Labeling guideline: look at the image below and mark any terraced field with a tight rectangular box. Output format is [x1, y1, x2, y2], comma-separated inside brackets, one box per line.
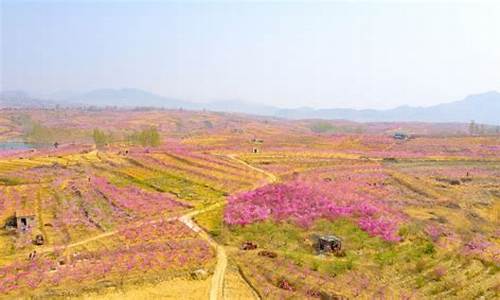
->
[0, 108, 498, 299]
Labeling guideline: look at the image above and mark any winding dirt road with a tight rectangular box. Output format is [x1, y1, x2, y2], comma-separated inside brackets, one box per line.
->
[181, 154, 275, 300]
[179, 202, 227, 300]
[226, 154, 277, 184]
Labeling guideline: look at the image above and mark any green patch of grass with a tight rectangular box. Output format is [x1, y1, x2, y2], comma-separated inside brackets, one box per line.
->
[145, 174, 226, 206]
[0, 176, 22, 186]
[415, 275, 426, 288]
[103, 168, 226, 207]
[224, 216, 473, 293]
[319, 258, 354, 276]
[225, 220, 306, 252]
[400, 238, 436, 264]
[194, 204, 225, 237]
[312, 218, 389, 250]
[375, 248, 398, 266]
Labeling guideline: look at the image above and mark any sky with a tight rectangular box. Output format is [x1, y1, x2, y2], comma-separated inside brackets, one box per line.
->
[1, 1, 500, 109]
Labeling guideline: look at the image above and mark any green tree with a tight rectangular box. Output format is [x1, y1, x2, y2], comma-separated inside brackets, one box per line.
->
[148, 126, 160, 146]
[479, 124, 485, 135]
[310, 121, 337, 134]
[127, 126, 161, 147]
[92, 128, 112, 148]
[469, 120, 476, 135]
[26, 122, 54, 144]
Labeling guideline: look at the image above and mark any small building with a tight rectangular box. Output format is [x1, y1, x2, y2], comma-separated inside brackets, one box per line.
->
[393, 132, 409, 140]
[252, 147, 260, 154]
[317, 235, 342, 254]
[16, 209, 36, 233]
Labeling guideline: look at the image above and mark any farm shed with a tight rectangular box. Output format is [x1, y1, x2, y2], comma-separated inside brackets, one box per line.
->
[317, 235, 342, 254]
[15, 209, 37, 233]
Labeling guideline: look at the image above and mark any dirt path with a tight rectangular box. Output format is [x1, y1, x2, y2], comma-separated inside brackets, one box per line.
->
[181, 202, 261, 300]
[179, 204, 227, 300]
[38, 215, 179, 255]
[227, 154, 277, 184]
[180, 154, 273, 300]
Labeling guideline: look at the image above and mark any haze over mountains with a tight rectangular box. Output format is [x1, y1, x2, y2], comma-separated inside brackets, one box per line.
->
[1, 89, 499, 125]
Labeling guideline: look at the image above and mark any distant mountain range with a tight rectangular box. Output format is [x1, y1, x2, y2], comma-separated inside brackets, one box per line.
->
[275, 91, 500, 125]
[1, 88, 499, 125]
[0, 91, 58, 108]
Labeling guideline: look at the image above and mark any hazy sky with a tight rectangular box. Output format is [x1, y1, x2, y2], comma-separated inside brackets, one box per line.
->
[2, 1, 500, 109]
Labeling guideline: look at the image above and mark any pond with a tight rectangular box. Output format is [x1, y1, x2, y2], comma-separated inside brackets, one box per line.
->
[0, 141, 36, 151]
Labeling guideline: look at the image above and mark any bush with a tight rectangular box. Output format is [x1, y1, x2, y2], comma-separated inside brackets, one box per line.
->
[24, 122, 57, 144]
[92, 128, 113, 148]
[414, 259, 427, 273]
[320, 259, 354, 276]
[415, 275, 426, 288]
[431, 266, 447, 281]
[310, 122, 337, 134]
[127, 127, 161, 147]
[375, 249, 397, 266]
[423, 242, 436, 255]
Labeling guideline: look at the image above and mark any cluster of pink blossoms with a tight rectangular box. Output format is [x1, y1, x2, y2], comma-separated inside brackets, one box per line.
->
[92, 177, 191, 215]
[224, 181, 402, 242]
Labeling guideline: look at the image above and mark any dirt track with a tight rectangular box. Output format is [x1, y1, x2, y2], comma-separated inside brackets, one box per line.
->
[179, 206, 227, 300]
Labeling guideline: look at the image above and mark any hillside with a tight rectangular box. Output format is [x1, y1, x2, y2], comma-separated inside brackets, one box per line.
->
[1, 89, 499, 125]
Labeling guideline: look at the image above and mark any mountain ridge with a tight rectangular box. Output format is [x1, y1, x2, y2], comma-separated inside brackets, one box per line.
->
[1, 89, 498, 125]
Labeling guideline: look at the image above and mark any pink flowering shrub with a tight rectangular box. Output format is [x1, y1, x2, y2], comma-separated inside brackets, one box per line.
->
[91, 177, 191, 216]
[358, 217, 401, 242]
[0, 239, 212, 294]
[424, 224, 444, 242]
[118, 219, 196, 243]
[463, 236, 499, 263]
[225, 181, 403, 242]
[464, 237, 492, 254]
[432, 266, 447, 280]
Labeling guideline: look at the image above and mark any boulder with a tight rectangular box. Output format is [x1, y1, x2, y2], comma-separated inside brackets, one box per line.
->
[191, 269, 209, 280]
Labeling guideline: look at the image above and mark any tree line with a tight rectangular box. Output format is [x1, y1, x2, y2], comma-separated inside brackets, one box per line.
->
[92, 126, 161, 148]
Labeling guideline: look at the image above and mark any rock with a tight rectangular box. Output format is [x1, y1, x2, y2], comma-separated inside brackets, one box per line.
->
[443, 202, 460, 209]
[320, 292, 345, 300]
[258, 250, 277, 258]
[191, 269, 209, 280]
[277, 279, 294, 291]
[33, 234, 45, 245]
[240, 241, 258, 250]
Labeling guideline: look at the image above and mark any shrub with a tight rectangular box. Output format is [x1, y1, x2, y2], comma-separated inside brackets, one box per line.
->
[422, 242, 436, 255]
[320, 259, 353, 276]
[127, 127, 161, 147]
[431, 266, 447, 281]
[92, 128, 113, 148]
[225, 181, 403, 242]
[310, 122, 337, 133]
[375, 249, 397, 266]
